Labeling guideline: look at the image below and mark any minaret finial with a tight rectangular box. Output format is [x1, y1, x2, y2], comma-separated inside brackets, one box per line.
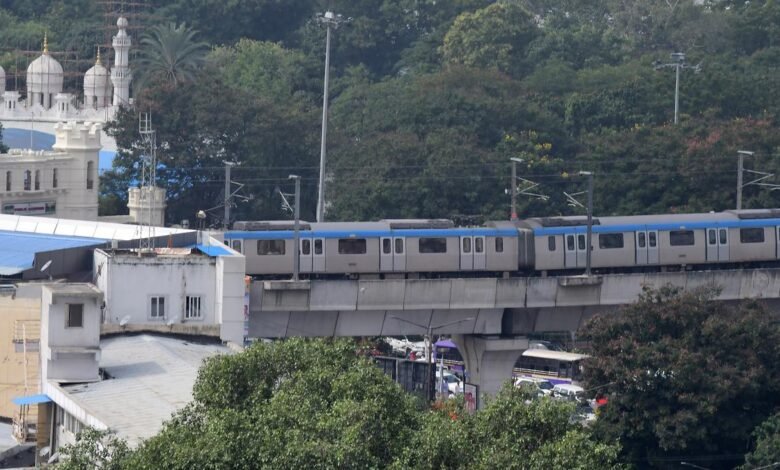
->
[43, 32, 49, 54]
[96, 46, 102, 65]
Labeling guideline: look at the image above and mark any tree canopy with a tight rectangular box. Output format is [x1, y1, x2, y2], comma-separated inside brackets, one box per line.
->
[57, 338, 622, 469]
[581, 286, 780, 468]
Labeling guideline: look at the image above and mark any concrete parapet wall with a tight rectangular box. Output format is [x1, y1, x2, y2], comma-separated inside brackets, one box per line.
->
[249, 268, 780, 338]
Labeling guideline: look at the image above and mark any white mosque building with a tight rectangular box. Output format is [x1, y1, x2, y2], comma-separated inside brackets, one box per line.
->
[0, 16, 133, 153]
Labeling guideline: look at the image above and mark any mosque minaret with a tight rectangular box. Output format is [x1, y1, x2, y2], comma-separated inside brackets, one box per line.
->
[111, 16, 132, 107]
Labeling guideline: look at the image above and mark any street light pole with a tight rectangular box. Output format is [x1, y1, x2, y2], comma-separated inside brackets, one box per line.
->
[289, 175, 301, 281]
[579, 171, 593, 276]
[223, 161, 235, 230]
[511, 159, 518, 221]
[316, 11, 347, 223]
[674, 57, 681, 125]
[390, 316, 474, 401]
[737, 150, 754, 210]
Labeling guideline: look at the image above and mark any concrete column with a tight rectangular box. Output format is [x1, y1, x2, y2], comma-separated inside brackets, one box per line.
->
[453, 335, 528, 407]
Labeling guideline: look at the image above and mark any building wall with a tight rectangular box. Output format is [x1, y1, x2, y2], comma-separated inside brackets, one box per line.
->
[0, 122, 101, 221]
[95, 250, 218, 327]
[0, 293, 41, 419]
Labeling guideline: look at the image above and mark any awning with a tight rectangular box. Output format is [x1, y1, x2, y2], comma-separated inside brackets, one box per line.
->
[12, 394, 51, 406]
[191, 244, 232, 257]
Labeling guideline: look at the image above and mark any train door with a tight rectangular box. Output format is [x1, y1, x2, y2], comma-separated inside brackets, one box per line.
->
[393, 237, 406, 271]
[460, 236, 474, 270]
[576, 233, 587, 267]
[380, 237, 393, 272]
[707, 228, 729, 262]
[473, 236, 486, 270]
[636, 231, 648, 265]
[777, 227, 780, 259]
[647, 230, 659, 264]
[312, 238, 326, 272]
[299, 238, 313, 272]
[565, 234, 577, 268]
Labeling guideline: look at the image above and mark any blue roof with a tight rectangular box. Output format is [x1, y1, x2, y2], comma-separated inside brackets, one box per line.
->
[12, 394, 51, 406]
[0, 230, 106, 276]
[191, 244, 232, 257]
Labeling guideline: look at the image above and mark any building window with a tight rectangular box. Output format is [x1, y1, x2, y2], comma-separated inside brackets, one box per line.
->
[599, 233, 624, 249]
[419, 237, 447, 254]
[67, 304, 84, 328]
[257, 240, 285, 255]
[495, 237, 504, 253]
[52, 168, 58, 188]
[23, 170, 31, 191]
[740, 228, 765, 243]
[86, 161, 94, 190]
[669, 230, 695, 246]
[338, 239, 367, 254]
[5, 171, 10, 191]
[185, 296, 202, 320]
[34, 170, 40, 190]
[150, 296, 165, 319]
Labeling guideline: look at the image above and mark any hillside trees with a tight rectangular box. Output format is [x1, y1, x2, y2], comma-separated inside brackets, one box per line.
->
[581, 286, 780, 468]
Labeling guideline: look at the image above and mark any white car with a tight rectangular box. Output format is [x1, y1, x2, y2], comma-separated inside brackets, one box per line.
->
[514, 377, 554, 396]
[436, 370, 464, 396]
[552, 383, 585, 401]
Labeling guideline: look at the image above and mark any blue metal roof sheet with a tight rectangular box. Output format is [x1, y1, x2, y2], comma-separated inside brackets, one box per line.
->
[12, 393, 51, 406]
[0, 230, 106, 276]
[191, 244, 232, 257]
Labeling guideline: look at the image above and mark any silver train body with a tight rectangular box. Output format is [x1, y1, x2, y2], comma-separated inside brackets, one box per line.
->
[222, 210, 780, 277]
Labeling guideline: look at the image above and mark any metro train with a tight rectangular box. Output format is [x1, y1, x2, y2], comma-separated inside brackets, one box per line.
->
[222, 209, 780, 278]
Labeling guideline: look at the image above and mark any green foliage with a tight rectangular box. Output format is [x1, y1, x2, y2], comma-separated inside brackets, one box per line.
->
[581, 286, 780, 467]
[134, 23, 209, 90]
[441, 3, 539, 78]
[743, 412, 780, 468]
[57, 428, 131, 470]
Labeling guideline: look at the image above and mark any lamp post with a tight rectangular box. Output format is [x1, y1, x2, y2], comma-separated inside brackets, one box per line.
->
[289, 175, 301, 281]
[578, 171, 593, 277]
[736, 150, 754, 210]
[315, 11, 347, 223]
[390, 316, 474, 401]
[510, 158, 523, 221]
[654, 52, 700, 125]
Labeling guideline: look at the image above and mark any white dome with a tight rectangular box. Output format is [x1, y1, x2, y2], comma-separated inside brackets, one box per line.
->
[117, 16, 128, 28]
[84, 61, 112, 98]
[27, 53, 64, 94]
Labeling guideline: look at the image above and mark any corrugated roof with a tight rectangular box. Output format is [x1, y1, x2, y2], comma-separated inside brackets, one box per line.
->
[0, 230, 105, 275]
[191, 244, 232, 257]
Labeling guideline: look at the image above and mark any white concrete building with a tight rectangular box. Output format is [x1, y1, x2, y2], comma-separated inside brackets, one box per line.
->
[40, 283, 102, 384]
[94, 240, 246, 345]
[0, 122, 101, 221]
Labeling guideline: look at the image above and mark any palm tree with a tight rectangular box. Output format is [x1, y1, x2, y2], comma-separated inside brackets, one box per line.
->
[135, 23, 209, 90]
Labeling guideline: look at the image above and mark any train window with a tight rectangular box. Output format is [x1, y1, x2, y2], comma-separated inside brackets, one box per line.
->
[566, 236, 574, 251]
[338, 239, 367, 254]
[314, 239, 323, 255]
[301, 239, 311, 255]
[708, 230, 717, 245]
[599, 233, 624, 249]
[649, 232, 657, 247]
[669, 230, 695, 246]
[548, 236, 556, 251]
[382, 238, 391, 254]
[419, 238, 447, 253]
[231, 240, 243, 253]
[475, 237, 484, 253]
[638, 232, 646, 248]
[719, 229, 727, 244]
[395, 238, 404, 254]
[740, 228, 764, 243]
[257, 239, 286, 255]
[577, 234, 586, 251]
[495, 237, 504, 253]
[462, 237, 472, 253]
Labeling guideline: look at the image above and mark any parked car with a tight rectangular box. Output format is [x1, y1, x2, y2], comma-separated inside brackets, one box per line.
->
[514, 377, 554, 396]
[552, 383, 584, 401]
[436, 370, 464, 396]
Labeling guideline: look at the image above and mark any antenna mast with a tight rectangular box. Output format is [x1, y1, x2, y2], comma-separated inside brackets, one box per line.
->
[139, 112, 156, 252]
